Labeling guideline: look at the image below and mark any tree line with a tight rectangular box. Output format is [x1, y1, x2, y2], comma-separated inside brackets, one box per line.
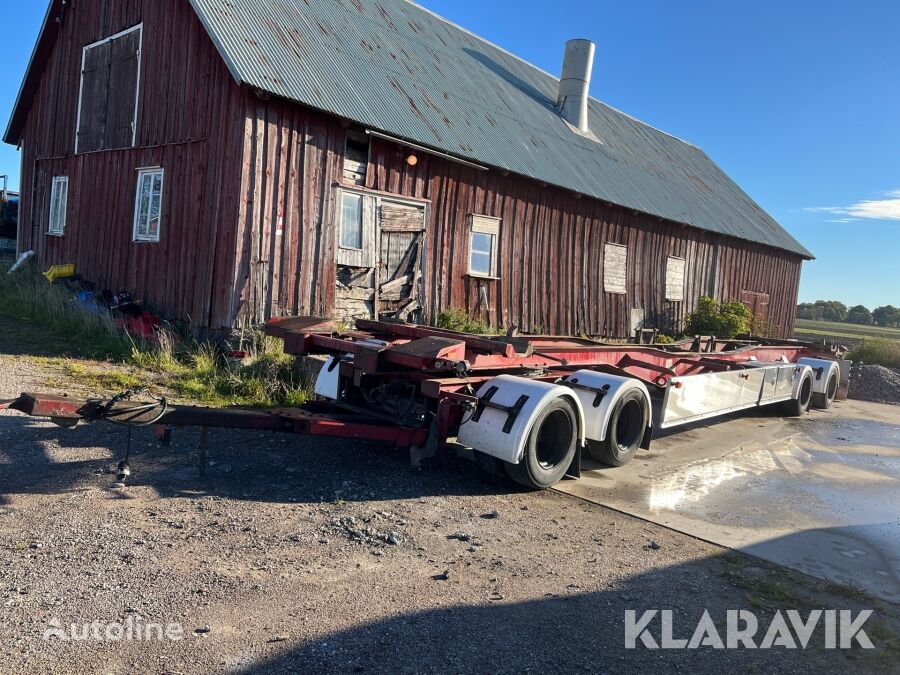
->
[796, 300, 900, 327]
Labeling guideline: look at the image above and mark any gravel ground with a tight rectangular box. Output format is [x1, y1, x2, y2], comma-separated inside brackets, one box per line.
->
[0, 347, 897, 673]
[850, 364, 900, 406]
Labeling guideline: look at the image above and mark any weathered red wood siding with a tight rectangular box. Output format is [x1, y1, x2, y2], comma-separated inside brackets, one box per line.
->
[365, 137, 802, 337]
[235, 104, 801, 337]
[230, 96, 345, 327]
[17, 0, 245, 329]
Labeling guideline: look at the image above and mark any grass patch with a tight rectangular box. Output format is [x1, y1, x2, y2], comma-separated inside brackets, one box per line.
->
[61, 362, 142, 391]
[1, 263, 311, 407]
[0, 264, 130, 359]
[822, 579, 871, 602]
[435, 307, 498, 334]
[795, 318, 900, 342]
[847, 338, 900, 369]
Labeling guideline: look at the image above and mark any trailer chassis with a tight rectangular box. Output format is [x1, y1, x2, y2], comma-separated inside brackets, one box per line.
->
[0, 317, 845, 490]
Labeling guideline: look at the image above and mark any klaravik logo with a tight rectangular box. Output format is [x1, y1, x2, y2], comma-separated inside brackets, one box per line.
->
[624, 609, 874, 649]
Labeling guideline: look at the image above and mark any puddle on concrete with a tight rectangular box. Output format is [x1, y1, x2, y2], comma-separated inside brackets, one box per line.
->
[799, 417, 900, 448]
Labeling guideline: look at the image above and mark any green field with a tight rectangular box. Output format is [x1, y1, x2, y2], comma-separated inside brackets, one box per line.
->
[794, 318, 900, 344]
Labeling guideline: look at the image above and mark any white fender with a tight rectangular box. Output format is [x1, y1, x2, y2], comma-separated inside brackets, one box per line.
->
[559, 370, 652, 442]
[314, 356, 344, 399]
[790, 364, 815, 398]
[797, 358, 840, 396]
[457, 375, 585, 464]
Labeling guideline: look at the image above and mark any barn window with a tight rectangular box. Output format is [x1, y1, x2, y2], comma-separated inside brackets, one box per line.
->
[133, 168, 163, 242]
[343, 131, 369, 186]
[48, 176, 69, 236]
[603, 243, 627, 294]
[468, 215, 500, 278]
[340, 192, 364, 249]
[665, 256, 686, 301]
[76, 25, 142, 154]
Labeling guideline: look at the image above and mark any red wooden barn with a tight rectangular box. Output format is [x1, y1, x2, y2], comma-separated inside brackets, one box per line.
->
[4, 0, 812, 337]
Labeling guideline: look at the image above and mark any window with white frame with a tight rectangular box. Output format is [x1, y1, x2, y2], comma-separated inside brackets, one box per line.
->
[48, 176, 69, 236]
[340, 192, 363, 249]
[603, 242, 627, 294]
[665, 256, 686, 301]
[468, 215, 500, 277]
[133, 168, 163, 242]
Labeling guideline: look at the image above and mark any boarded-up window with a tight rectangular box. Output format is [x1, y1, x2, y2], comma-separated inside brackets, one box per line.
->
[665, 256, 686, 301]
[76, 26, 142, 154]
[468, 215, 500, 278]
[603, 243, 627, 294]
[48, 176, 68, 236]
[343, 131, 369, 186]
[133, 168, 163, 242]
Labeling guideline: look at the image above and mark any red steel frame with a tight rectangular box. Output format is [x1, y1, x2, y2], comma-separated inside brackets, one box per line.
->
[266, 317, 828, 445]
[2, 317, 830, 453]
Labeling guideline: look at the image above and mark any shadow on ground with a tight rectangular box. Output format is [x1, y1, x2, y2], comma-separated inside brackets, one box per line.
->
[231, 540, 896, 674]
[0, 415, 514, 506]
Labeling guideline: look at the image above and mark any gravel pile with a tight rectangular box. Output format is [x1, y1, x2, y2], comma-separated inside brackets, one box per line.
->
[849, 363, 900, 405]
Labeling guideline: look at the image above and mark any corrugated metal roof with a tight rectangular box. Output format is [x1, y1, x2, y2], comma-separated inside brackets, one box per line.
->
[3, 0, 808, 257]
[186, 0, 811, 257]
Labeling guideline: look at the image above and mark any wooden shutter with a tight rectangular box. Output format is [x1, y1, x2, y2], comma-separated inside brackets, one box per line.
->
[76, 27, 140, 154]
[105, 28, 141, 148]
[76, 41, 111, 153]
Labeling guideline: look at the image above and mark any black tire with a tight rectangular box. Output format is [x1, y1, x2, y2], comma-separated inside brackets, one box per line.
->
[811, 369, 839, 409]
[504, 397, 578, 489]
[585, 389, 648, 467]
[782, 372, 813, 416]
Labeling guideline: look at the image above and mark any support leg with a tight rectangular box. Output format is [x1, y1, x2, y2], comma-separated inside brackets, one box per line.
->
[409, 421, 439, 468]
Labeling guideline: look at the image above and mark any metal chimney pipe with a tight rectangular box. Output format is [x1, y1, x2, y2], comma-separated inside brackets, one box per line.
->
[557, 39, 595, 133]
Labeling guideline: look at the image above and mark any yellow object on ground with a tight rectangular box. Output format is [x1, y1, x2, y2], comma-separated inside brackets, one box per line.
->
[43, 263, 76, 281]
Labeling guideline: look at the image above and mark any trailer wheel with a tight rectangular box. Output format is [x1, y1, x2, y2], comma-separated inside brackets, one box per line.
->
[585, 389, 648, 467]
[782, 372, 813, 416]
[505, 397, 578, 489]
[812, 369, 839, 409]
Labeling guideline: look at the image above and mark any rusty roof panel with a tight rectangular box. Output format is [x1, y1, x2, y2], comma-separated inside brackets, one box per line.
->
[187, 0, 811, 257]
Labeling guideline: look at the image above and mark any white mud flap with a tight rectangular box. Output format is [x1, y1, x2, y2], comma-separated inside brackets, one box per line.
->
[558, 370, 652, 447]
[314, 356, 345, 400]
[457, 375, 585, 464]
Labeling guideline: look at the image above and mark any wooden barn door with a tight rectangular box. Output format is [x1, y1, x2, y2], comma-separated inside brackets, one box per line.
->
[376, 200, 426, 322]
[740, 290, 770, 320]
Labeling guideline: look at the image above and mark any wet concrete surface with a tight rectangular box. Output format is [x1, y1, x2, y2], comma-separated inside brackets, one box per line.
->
[557, 399, 900, 602]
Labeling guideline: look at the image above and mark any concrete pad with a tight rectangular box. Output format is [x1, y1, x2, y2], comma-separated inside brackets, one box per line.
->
[557, 399, 900, 602]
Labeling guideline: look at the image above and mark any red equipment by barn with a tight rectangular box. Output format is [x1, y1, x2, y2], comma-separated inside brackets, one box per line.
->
[1, 317, 846, 490]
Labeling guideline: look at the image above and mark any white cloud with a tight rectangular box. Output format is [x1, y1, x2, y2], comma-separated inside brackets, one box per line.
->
[805, 189, 900, 221]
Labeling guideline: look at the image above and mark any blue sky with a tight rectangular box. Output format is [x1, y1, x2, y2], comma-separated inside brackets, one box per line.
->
[1, 1, 897, 308]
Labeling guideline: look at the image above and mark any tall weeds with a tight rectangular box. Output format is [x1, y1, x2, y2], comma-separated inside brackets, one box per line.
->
[1, 263, 311, 407]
